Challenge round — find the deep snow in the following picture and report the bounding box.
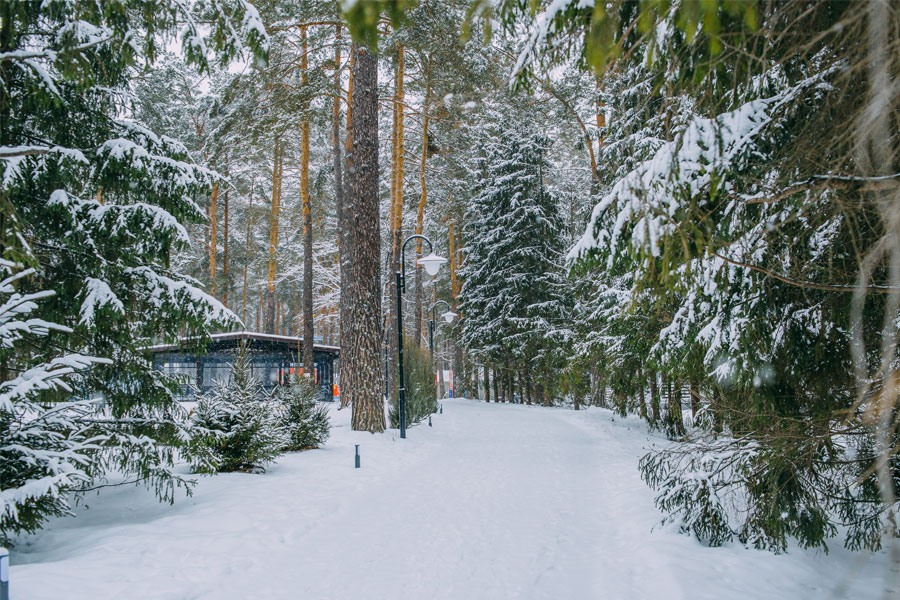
[9,399,895,599]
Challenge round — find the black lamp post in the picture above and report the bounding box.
[428,299,456,355]
[428,299,456,404]
[396,234,447,439]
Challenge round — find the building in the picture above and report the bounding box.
[146,332,339,400]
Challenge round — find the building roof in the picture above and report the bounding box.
[143,331,340,355]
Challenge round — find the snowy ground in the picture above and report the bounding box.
[9,399,895,600]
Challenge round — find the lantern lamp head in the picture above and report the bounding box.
[418,253,447,276]
[442,311,457,324]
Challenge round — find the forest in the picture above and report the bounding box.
[1,0,900,594]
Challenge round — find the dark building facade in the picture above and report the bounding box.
[146,332,340,400]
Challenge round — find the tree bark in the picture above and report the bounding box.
[209,182,218,298]
[689,377,700,427]
[346,45,385,433]
[222,184,229,307]
[649,372,661,423]
[492,365,500,402]
[332,23,345,357]
[437,346,446,399]
[339,38,355,408]
[300,26,315,378]
[266,143,282,334]
[386,43,405,409]
[242,183,253,326]
[414,54,432,347]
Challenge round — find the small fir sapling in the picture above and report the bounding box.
[188,346,286,473]
[279,374,330,451]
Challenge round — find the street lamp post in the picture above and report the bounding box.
[396,234,446,439]
[428,299,456,404]
[428,299,456,355]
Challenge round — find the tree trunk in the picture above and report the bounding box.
[209,182,218,298]
[386,43,405,409]
[649,372,661,423]
[666,378,685,436]
[346,45,385,433]
[257,284,262,331]
[332,23,345,355]
[414,54,432,346]
[300,26,315,378]
[517,370,525,405]
[526,371,534,406]
[483,363,491,402]
[638,363,648,420]
[339,36,355,408]
[242,183,253,326]
[266,143,282,334]
[222,184,229,307]
[689,377,700,427]
[437,346,446,399]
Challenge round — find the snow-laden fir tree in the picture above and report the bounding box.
[459,114,570,403]
[280,373,330,451]
[504,0,900,552]
[189,346,286,473]
[0,261,109,544]
[0,0,268,517]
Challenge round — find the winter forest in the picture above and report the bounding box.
[2,1,900,598]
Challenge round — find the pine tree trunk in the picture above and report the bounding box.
[339,39,355,408]
[638,363,648,420]
[242,183,253,326]
[209,182,218,298]
[483,363,491,402]
[223,185,229,307]
[414,56,432,346]
[649,372,661,423]
[332,24,345,353]
[300,26,315,378]
[526,371,534,406]
[491,366,497,402]
[266,143,282,334]
[689,377,700,427]
[385,43,405,409]
[437,347,446,399]
[346,45,385,433]
[257,284,262,331]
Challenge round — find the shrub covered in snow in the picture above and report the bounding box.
[188,347,286,473]
[279,375,330,451]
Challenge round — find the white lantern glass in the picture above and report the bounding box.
[418,253,447,276]
[442,311,457,323]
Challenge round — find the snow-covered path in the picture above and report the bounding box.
[10,399,893,599]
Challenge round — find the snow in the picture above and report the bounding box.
[9,399,893,600]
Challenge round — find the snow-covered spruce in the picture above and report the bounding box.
[0,0,269,540]
[0,266,109,545]
[459,114,571,403]
[279,374,330,452]
[189,347,286,473]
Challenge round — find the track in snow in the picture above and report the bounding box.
[10,399,894,599]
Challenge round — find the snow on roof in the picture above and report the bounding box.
[143,331,340,354]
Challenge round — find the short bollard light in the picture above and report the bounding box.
[440,403,443,414]
[1,546,9,600]
[354,444,360,469]
[428,415,432,427]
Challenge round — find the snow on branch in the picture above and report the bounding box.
[568,70,836,267]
